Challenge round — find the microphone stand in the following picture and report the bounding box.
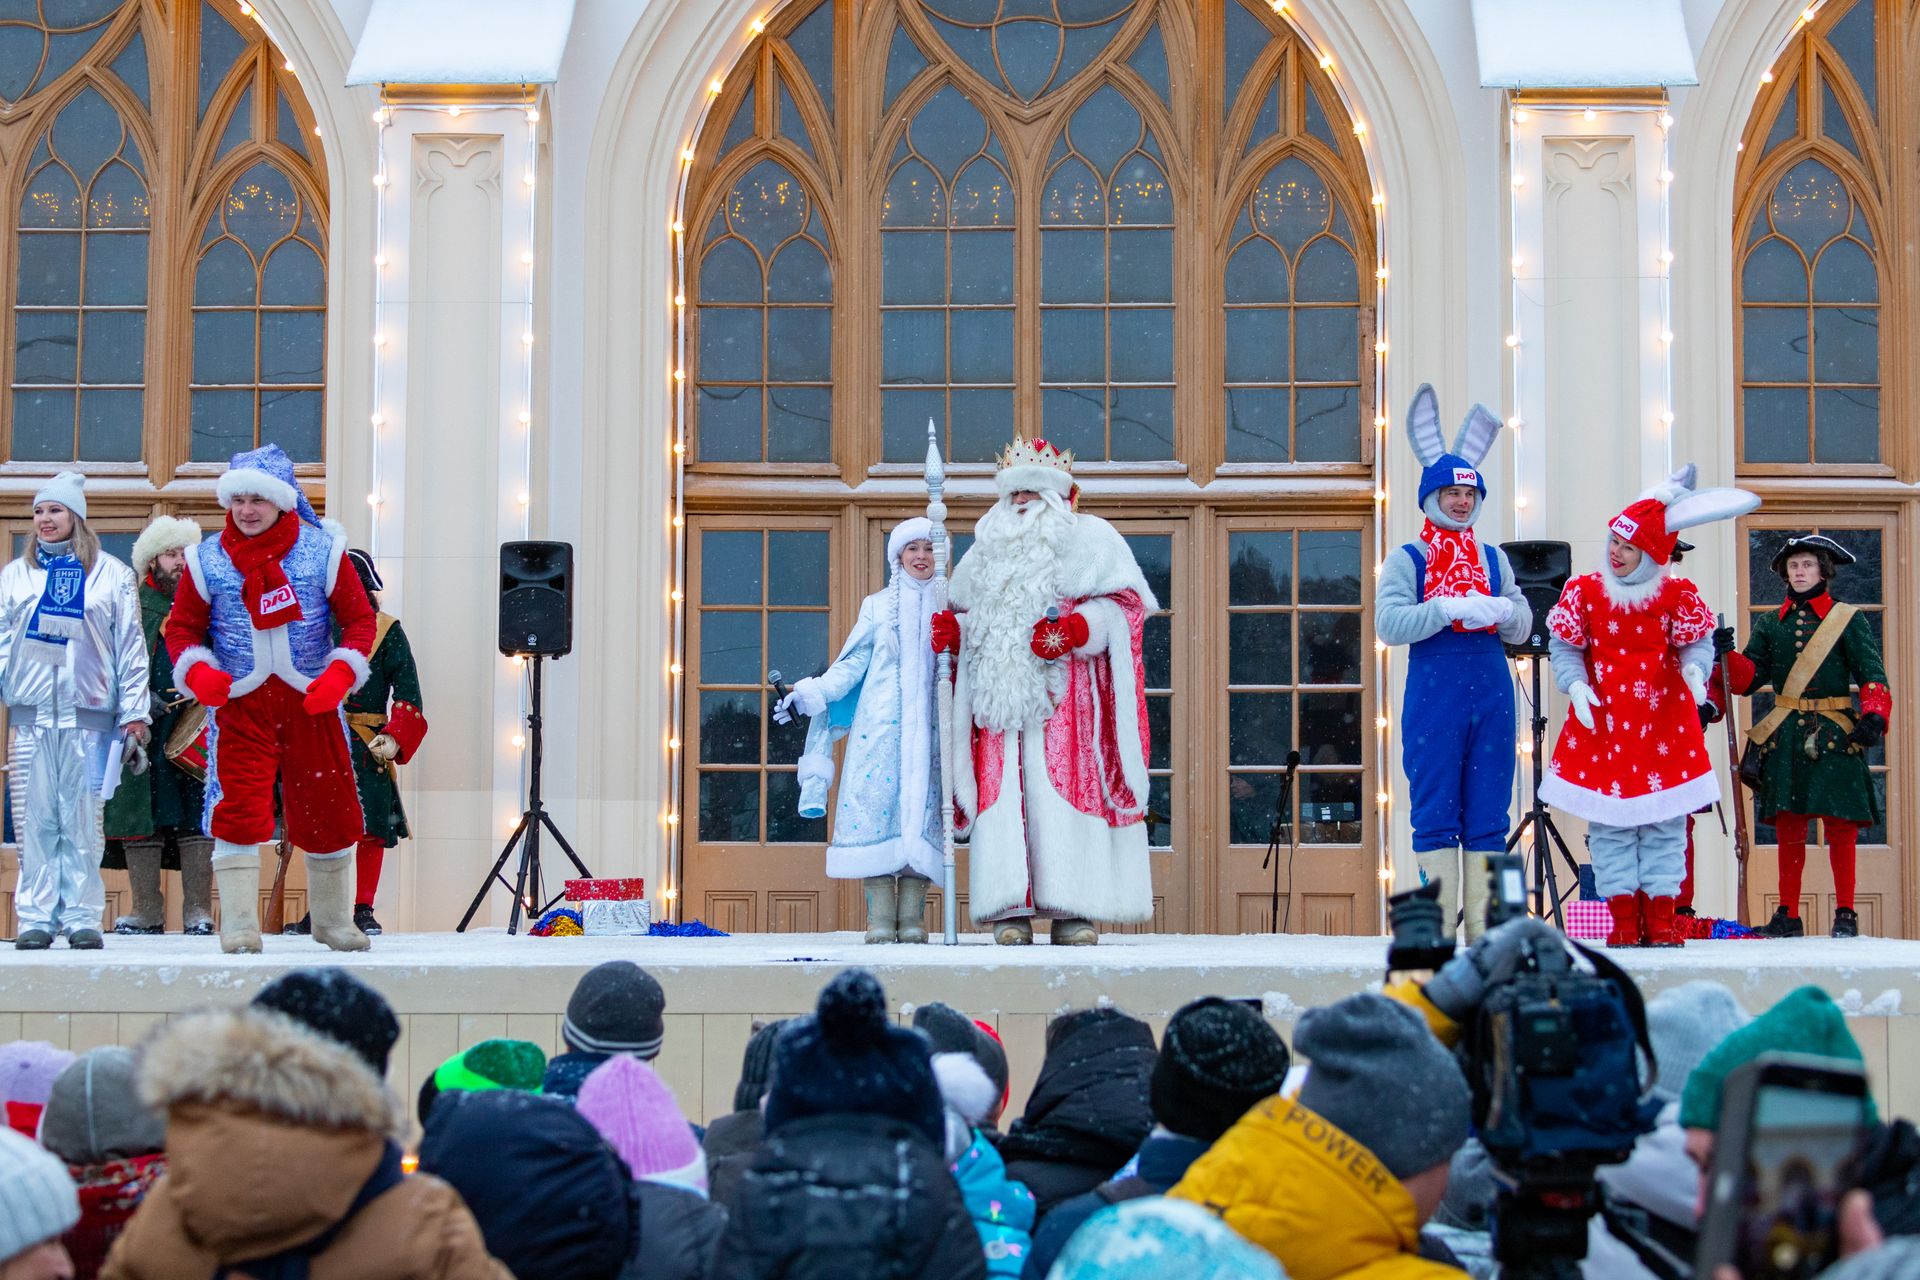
[1262,750,1302,933]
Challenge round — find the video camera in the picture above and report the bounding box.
[1388,855,1666,1280]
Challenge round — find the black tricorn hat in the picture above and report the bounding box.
[1770,534,1855,578]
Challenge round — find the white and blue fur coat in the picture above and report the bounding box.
[796,568,943,881]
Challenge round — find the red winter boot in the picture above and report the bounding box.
[1606,895,1643,948]
[1643,895,1683,948]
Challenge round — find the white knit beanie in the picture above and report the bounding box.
[1646,980,1751,1100]
[0,1127,79,1263]
[31,471,86,522]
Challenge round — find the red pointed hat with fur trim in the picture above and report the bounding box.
[1608,466,1762,567]
[1609,498,1678,565]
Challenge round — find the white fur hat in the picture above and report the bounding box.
[994,437,1076,500]
[132,516,204,580]
[32,471,86,522]
[888,517,933,566]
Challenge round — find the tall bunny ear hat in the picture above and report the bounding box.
[1608,464,1761,568]
[1406,383,1506,531]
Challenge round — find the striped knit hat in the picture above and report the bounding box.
[0,1126,79,1263]
[562,962,665,1059]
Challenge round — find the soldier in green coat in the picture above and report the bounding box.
[1716,535,1890,940]
[284,549,427,937]
[102,516,212,934]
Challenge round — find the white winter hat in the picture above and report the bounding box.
[0,1126,79,1264]
[888,518,933,566]
[132,515,204,579]
[32,471,86,522]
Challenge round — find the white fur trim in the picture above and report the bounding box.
[889,517,933,566]
[217,466,299,512]
[173,646,218,690]
[1599,556,1667,611]
[1054,513,1157,612]
[933,1052,998,1126]
[994,462,1075,499]
[132,516,204,579]
[327,646,372,692]
[827,833,944,882]
[1074,597,1150,817]
[951,654,979,831]
[1537,769,1721,828]
[183,541,210,602]
[797,751,836,789]
[325,526,349,593]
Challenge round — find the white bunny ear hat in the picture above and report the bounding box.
[1608,462,1761,566]
[1407,383,1507,529]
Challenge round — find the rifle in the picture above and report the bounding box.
[264,833,293,935]
[1715,613,1751,927]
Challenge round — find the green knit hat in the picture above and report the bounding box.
[1678,986,1876,1131]
[433,1039,548,1095]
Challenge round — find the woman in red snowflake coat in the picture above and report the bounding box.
[1538,468,1758,947]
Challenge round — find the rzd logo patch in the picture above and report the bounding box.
[1609,515,1640,541]
[258,584,297,615]
[1452,467,1478,487]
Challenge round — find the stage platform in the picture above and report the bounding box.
[6,930,1920,1130]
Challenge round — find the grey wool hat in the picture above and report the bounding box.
[1296,993,1471,1181]
[0,1126,79,1264]
[563,961,666,1058]
[1645,980,1750,1101]
[37,1047,165,1165]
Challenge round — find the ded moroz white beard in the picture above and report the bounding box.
[960,493,1075,733]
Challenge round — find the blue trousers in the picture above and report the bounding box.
[1402,629,1516,854]
[1589,817,1687,898]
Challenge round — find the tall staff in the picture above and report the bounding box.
[925,419,959,945]
[1716,612,1751,927]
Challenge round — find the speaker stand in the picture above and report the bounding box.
[1505,653,1581,928]
[458,654,593,934]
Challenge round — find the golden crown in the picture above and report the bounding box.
[996,436,1075,475]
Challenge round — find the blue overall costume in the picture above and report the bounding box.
[1399,546,1515,855]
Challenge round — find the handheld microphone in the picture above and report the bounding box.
[767,669,792,701]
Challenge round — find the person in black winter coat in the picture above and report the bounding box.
[1021,997,1291,1277]
[577,1054,727,1280]
[704,1018,787,1211]
[713,969,986,1280]
[996,1007,1158,1221]
[418,1087,634,1280]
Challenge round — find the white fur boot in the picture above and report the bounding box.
[1415,848,1463,940]
[212,853,262,955]
[306,851,370,952]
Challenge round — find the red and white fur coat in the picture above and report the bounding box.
[948,495,1157,924]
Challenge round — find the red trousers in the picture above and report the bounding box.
[355,840,384,906]
[208,681,365,852]
[1775,811,1859,917]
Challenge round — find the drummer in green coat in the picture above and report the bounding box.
[285,548,427,937]
[102,517,212,934]
[1715,535,1890,939]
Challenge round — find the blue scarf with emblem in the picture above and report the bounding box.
[21,549,85,667]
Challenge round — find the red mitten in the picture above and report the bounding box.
[184,664,232,709]
[1030,613,1089,659]
[302,661,358,715]
[932,610,961,655]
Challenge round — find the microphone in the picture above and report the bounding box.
[1264,749,1305,934]
[767,669,792,701]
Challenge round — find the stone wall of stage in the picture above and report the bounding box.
[4,932,1920,1133]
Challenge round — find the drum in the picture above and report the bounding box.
[165,704,210,781]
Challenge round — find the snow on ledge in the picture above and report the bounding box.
[346,0,576,87]
[1472,0,1699,89]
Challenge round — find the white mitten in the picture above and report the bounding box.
[1567,681,1602,730]
[1435,596,1470,622]
[1452,595,1506,630]
[1681,664,1710,706]
[773,676,827,726]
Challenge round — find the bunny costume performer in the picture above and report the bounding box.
[1540,467,1758,946]
[785,519,942,943]
[1375,387,1532,940]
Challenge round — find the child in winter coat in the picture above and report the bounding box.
[36,1048,166,1280]
[936,1052,1036,1277]
[997,1008,1157,1219]
[1375,386,1533,941]
[1538,468,1757,947]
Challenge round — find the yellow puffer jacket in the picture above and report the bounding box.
[1166,1094,1466,1280]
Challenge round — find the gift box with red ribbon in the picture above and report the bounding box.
[565,878,647,902]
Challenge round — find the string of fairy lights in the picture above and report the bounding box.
[664,1,1396,929]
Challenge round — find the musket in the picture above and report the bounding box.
[264,830,293,935]
[1716,612,1752,927]
[926,419,959,946]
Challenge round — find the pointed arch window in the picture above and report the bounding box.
[2,0,328,481]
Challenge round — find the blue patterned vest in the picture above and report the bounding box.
[191,520,342,694]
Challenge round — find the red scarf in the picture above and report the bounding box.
[1420,519,1493,633]
[221,511,306,629]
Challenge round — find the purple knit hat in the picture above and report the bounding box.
[0,1042,75,1110]
[576,1054,707,1195]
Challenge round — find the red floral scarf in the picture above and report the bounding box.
[1420,519,1492,632]
[220,510,305,628]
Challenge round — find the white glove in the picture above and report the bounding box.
[773,677,827,725]
[1451,595,1512,630]
[1567,681,1602,730]
[368,733,401,762]
[1682,664,1710,706]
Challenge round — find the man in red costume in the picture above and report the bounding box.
[933,437,1156,946]
[163,444,377,954]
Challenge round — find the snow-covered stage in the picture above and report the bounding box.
[6,930,1920,1125]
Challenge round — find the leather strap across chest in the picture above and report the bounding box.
[1748,604,1858,746]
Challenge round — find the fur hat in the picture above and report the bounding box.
[563,961,666,1058]
[37,1047,165,1165]
[577,1054,707,1193]
[0,1127,79,1265]
[995,436,1077,501]
[131,515,203,580]
[764,969,943,1147]
[32,471,86,522]
[1151,997,1292,1143]
[218,443,319,527]
[888,518,933,567]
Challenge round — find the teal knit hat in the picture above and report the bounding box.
[1678,986,1876,1131]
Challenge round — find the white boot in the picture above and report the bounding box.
[306,852,369,952]
[1462,850,1493,943]
[1415,848,1463,940]
[212,857,262,955]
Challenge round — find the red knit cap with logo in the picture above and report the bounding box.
[1608,498,1679,565]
